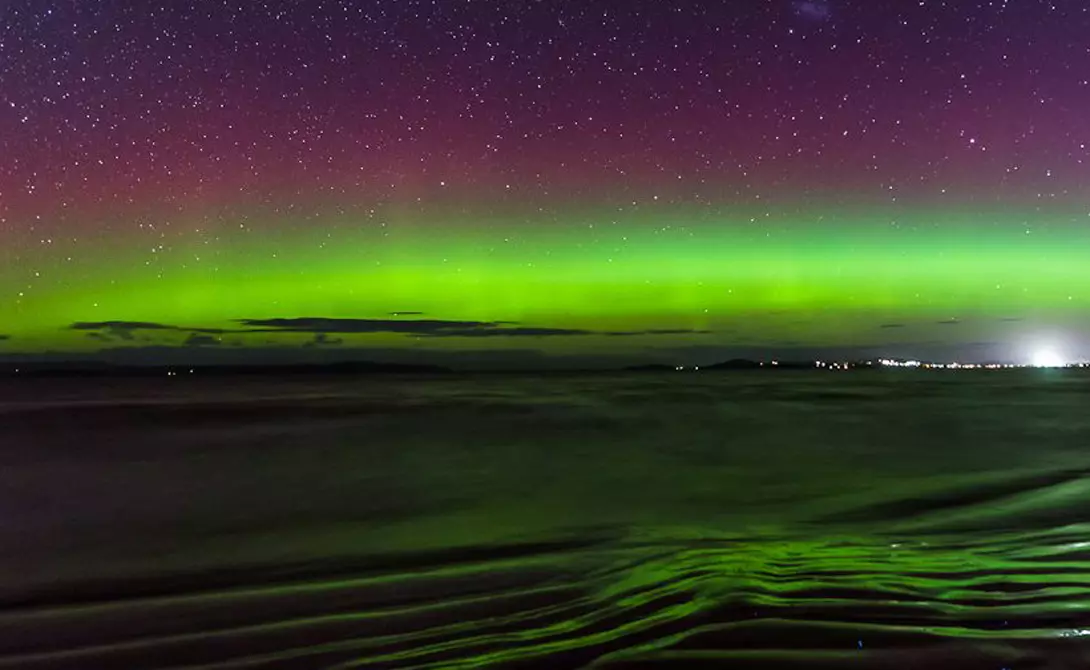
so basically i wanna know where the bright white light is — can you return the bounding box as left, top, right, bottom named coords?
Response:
left=1032, top=349, right=1065, bottom=368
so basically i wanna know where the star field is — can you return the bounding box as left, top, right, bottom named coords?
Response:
left=2, top=1, right=1089, bottom=364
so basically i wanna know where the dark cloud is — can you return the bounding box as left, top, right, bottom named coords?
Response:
left=0, top=334, right=9, bottom=341
left=879, top=323, right=906, bottom=329
left=74, top=317, right=485, bottom=339
left=72, top=316, right=712, bottom=344
left=184, top=333, right=222, bottom=347
left=420, top=327, right=595, bottom=338
left=71, top=320, right=176, bottom=332
left=936, top=319, right=961, bottom=326
left=238, top=317, right=698, bottom=339
left=999, top=317, right=1025, bottom=322
left=417, top=326, right=712, bottom=338
left=237, top=317, right=504, bottom=334
left=303, top=333, right=344, bottom=347
left=72, top=321, right=140, bottom=340
left=604, top=329, right=712, bottom=337
left=71, top=321, right=227, bottom=340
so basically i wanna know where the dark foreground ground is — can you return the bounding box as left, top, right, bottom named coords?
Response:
left=2, top=370, right=1090, bottom=668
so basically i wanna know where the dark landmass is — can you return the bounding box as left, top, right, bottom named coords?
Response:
left=624, top=360, right=840, bottom=372
left=705, top=359, right=879, bottom=370
left=2, top=358, right=1083, bottom=378
left=0, top=361, right=451, bottom=378
left=623, top=364, right=677, bottom=372
left=705, top=358, right=765, bottom=370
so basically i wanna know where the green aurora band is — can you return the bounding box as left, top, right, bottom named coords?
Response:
left=3, top=201, right=1089, bottom=358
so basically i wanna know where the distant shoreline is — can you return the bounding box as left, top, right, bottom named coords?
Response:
left=1, top=359, right=1086, bottom=378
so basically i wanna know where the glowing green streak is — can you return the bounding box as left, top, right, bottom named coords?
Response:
left=3, top=201, right=1089, bottom=352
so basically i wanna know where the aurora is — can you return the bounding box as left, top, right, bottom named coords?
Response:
left=1, top=1, right=1087, bottom=367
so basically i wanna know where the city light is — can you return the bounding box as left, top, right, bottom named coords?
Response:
left=1031, top=349, right=1066, bottom=368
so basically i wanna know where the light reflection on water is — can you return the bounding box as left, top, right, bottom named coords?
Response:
left=2, top=371, right=1090, bottom=668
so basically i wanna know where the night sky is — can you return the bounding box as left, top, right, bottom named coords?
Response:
left=2, top=1, right=1089, bottom=367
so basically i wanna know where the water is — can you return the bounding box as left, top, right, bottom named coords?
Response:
left=2, top=371, right=1090, bottom=668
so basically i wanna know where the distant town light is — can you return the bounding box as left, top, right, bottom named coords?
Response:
left=1032, top=349, right=1065, bottom=368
